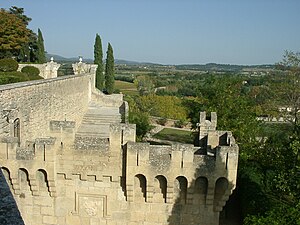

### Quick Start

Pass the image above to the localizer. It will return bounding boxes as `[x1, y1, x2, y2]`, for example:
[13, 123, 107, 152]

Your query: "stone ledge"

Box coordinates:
[35, 137, 56, 145]
[50, 120, 75, 131]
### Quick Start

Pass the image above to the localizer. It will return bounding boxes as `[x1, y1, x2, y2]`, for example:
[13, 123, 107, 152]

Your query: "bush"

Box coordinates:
[0, 71, 28, 85]
[157, 117, 167, 126]
[21, 66, 40, 76]
[0, 58, 19, 72]
[175, 119, 187, 128]
[129, 111, 151, 141]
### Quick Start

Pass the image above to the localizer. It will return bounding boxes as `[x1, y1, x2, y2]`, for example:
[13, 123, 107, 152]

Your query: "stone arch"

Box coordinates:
[153, 175, 167, 203]
[194, 176, 208, 205]
[13, 118, 20, 146]
[174, 176, 188, 204]
[134, 174, 147, 202]
[1, 167, 13, 189]
[36, 169, 49, 194]
[213, 177, 229, 211]
[18, 168, 31, 194]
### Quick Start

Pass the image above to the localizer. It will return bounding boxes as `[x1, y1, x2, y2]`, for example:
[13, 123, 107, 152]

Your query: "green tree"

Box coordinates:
[18, 31, 38, 62]
[94, 34, 104, 90]
[189, 75, 261, 153]
[0, 9, 30, 58]
[238, 52, 300, 223]
[275, 51, 300, 127]
[134, 75, 155, 95]
[244, 204, 300, 225]
[135, 95, 188, 120]
[9, 6, 31, 25]
[105, 43, 115, 94]
[127, 96, 151, 141]
[36, 28, 46, 63]
[7, 6, 37, 62]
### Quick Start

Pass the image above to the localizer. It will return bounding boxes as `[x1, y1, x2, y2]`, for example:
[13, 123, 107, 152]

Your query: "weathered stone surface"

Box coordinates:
[16, 147, 34, 160]
[0, 64, 238, 225]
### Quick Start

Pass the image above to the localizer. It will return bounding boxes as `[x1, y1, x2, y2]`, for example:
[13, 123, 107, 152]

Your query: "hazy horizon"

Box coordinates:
[2, 0, 300, 65]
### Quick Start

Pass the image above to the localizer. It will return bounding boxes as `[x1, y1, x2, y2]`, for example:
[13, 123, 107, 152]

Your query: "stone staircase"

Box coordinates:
[75, 104, 122, 150]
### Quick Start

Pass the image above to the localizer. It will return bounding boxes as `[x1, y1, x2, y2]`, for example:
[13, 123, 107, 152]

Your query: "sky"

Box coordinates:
[1, 0, 300, 65]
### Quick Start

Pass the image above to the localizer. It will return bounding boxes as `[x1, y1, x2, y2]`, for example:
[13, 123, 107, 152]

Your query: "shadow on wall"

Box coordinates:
[166, 151, 239, 225]
[0, 168, 24, 225]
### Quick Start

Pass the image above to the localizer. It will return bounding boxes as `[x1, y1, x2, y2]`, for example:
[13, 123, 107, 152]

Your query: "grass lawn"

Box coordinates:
[121, 89, 139, 96]
[115, 80, 136, 90]
[152, 128, 195, 144]
[115, 80, 139, 96]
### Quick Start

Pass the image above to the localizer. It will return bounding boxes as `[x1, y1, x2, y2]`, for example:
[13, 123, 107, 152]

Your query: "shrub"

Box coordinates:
[128, 111, 151, 141]
[113, 88, 121, 94]
[0, 58, 19, 72]
[175, 119, 188, 128]
[0, 71, 28, 85]
[157, 117, 167, 126]
[21, 66, 40, 76]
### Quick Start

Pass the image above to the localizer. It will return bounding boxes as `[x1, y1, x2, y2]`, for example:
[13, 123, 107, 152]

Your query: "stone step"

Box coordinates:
[86, 106, 120, 114]
[75, 104, 122, 140]
[76, 124, 110, 136]
[83, 113, 121, 118]
[82, 118, 121, 125]
[83, 115, 121, 120]
[82, 107, 122, 125]
[76, 131, 109, 138]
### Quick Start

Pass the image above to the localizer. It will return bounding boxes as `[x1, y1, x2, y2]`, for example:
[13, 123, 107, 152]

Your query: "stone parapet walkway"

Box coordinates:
[75, 103, 122, 150]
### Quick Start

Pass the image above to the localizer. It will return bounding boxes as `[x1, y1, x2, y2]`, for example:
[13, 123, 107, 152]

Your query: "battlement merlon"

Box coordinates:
[199, 111, 217, 130]
[125, 134, 238, 175]
[199, 112, 217, 147]
[109, 123, 136, 148]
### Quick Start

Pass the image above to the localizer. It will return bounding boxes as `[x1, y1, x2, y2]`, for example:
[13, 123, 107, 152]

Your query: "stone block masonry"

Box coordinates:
[0, 63, 238, 225]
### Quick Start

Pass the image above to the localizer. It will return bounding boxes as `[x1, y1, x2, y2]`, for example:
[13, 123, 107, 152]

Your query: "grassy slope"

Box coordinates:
[115, 80, 139, 95]
[153, 128, 194, 144]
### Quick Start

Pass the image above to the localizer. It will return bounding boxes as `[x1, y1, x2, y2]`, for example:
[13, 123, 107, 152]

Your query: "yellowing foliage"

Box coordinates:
[137, 95, 188, 120]
[0, 10, 30, 51]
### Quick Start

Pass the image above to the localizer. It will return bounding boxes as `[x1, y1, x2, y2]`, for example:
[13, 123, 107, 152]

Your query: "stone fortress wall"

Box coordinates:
[0, 61, 238, 225]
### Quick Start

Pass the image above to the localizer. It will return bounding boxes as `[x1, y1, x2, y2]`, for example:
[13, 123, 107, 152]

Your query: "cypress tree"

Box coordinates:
[105, 43, 115, 94]
[36, 28, 46, 63]
[94, 34, 104, 90]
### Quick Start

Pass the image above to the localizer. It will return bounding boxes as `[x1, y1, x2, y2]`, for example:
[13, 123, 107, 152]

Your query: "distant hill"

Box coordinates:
[175, 63, 275, 72]
[46, 53, 158, 65]
[46, 54, 275, 71]
[46, 54, 93, 63]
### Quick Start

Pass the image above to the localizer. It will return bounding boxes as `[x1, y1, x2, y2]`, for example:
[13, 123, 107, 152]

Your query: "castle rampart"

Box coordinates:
[0, 62, 238, 225]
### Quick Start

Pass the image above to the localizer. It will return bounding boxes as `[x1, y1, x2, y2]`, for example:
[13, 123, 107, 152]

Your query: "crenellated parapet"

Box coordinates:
[125, 112, 238, 213]
[109, 123, 136, 147]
